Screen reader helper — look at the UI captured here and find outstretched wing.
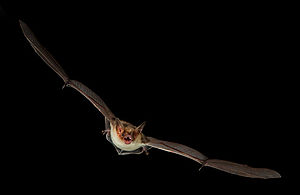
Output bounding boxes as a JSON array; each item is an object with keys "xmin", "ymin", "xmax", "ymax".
[
  {"xmin": 19, "ymin": 20, "xmax": 69, "ymax": 83},
  {"xmin": 145, "ymin": 137, "xmax": 281, "ymax": 179},
  {"xmin": 145, "ymin": 137, "xmax": 208, "ymax": 163},
  {"xmin": 205, "ymin": 159, "xmax": 281, "ymax": 179},
  {"xmin": 19, "ymin": 20, "xmax": 116, "ymax": 121}
]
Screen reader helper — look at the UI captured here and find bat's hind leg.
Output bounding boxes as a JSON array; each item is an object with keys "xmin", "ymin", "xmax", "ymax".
[
  {"xmin": 114, "ymin": 147, "xmax": 130, "ymax": 155},
  {"xmin": 142, "ymin": 146, "xmax": 150, "ymax": 155},
  {"xmin": 115, "ymin": 146, "xmax": 151, "ymax": 155}
]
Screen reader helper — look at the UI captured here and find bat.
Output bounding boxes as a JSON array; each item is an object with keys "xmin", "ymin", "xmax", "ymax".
[{"xmin": 19, "ymin": 20, "xmax": 281, "ymax": 179}]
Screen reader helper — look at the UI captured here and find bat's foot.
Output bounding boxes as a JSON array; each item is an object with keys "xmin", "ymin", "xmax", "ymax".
[
  {"xmin": 102, "ymin": 129, "xmax": 110, "ymax": 135},
  {"xmin": 142, "ymin": 146, "xmax": 149, "ymax": 155}
]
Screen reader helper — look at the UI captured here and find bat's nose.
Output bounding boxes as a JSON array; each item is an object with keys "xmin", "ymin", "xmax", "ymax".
[{"xmin": 123, "ymin": 134, "xmax": 133, "ymax": 144}]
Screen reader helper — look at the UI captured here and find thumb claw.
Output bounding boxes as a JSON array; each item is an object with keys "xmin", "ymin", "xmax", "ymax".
[
  {"xmin": 102, "ymin": 130, "xmax": 110, "ymax": 135},
  {"xmin": 62, "ymin": 80, "xmax": 70, "ymax": 90},
  {"xmin": 199, "ymin": 160, "xmax": 208, "ymax": 171}
]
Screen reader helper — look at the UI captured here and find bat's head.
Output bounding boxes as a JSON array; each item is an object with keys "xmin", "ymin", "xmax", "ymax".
[{"xmin": 115, "ymin": 119, "xmax": 146, "ymax": 145}]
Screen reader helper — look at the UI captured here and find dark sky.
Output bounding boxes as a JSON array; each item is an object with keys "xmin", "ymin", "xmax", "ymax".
[{"xmin": 1, "ymin": 1, "xmax": 292, "ymax": 193}]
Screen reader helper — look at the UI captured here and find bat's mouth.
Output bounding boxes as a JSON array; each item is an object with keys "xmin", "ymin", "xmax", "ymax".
[{"xmin": 123, "ymin": 134, "xmax": 133, "ymax": 144}]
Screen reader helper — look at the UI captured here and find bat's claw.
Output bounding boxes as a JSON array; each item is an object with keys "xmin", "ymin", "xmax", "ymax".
[
  {"xmin": 102, "ymin": 129, "xmax": 110, "ymax": 135},
  {"xmin": 62, "ymin": 80, "xmax": 71, "ymax": 90},
  {"xmin": 199, "ymin": 159, "xmax": 208, "ymax": 171},
  {"xmin": 142, "ymin": 146, "xmax": 149, "ymax": 155}
]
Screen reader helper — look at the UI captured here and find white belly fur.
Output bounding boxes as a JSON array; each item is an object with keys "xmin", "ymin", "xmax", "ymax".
[{"xmin": 110, "ymin": 126, "xmax": 143, "ymax": 151}]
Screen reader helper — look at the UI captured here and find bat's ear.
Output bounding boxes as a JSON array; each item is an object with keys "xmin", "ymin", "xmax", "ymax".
[
  {"xmin": 115, "ymin": 118, "xmax": 122, "ymax": 126},
  {"xmin": 115, "ymin": 118, "xmax": 124, "ymax": 129},
  {"xmin": 115, "ymin": 118, "xmax": 124, "ymax": 132},
  {"xmin": 136, "ymin": 121, "xmax": 146, "ymax": 133}
]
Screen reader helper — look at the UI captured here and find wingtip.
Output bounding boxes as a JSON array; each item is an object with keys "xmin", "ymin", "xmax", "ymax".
[
  {"xmin": 259, "ymin": 167, "xmax": 281, "ymax": 179},
  {"xmin": 19, "ymin": 19, "xmax": 24, "ymax": 25},
  {"xmin": 19, "ymin": 19, "xmax": 26, "ymax": 30},
  {"xmin": 206, "ymin": 159, "xmax": 281, "ymax": 179},
  {"xmin": 266, "ymin": 170, "xmax": 281, "ymax": 179},
  {"xmin": 252, "ymin": 169, "xmax": 281, "ymax": 179}
]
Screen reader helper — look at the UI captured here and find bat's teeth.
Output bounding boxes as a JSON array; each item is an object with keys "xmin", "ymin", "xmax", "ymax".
[{"xmin": 123, "ymin": 134, "xmax": 133, "ymax": 144}]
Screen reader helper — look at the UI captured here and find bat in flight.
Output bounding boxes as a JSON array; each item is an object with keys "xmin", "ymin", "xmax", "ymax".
[{"xmin": 19, "ymin": 20, "xmax": 280, "ymax": 179}]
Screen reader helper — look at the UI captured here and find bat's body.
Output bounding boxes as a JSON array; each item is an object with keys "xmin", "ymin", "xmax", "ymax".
[
  {"xmin": 19, "ymin": 20, "xmax": 281, "ymax": 179},
  {"xmin": 109, "ymin": 120, "xmax": 145, "ymax": 153}
]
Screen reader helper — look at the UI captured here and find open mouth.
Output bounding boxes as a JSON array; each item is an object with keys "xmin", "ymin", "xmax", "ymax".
[{"xmin": 123, "ymin": 135, "xmax": 132, "ymax": 144}]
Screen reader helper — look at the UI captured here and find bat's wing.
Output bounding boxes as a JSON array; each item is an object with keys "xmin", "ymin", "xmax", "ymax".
[
  {"xmin": 145, "ymin": 137, "xmax": 208, "ymax": 163},
  {"xmin": 19, "ymin": 20, "xmax": 116, "ymax": 121},
  {"xmin": 145, "ymin": 137, "xmax": 281, "ymax": 179},
  {"xmin": 205, "ymin": 159, "xmax": 281, "ymax": 179}
]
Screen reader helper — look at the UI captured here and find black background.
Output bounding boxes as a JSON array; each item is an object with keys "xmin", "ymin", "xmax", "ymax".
[{"xmin": 1, "ymin": 1, "xmax": 293, "ymax": 194}]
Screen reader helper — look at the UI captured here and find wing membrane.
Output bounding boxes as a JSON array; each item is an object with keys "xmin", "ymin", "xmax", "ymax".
[
  {"xmin": 206, "ymin": 159, "xmax": 281, "ymax": 179},
  {"xmin": 19, "ymin": 20, "xmax": 69, "ymax": 83},
  {"xmin": 68, "ymin": 80, "xmax": 115, "ymax": 120},
  {"xmin": 145, "ymin": 136, "xmax": 281, "ymax": 179},
  {"xmin": 145, "ymin": 137, "xmax": 208, "ymax": 163},
  {"xmin": 19, "ymin": 20, "xmax": 116, "ymax": 121}
]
